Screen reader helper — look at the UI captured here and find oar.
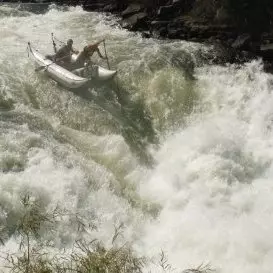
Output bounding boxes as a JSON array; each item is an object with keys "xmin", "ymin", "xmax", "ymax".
[
  {"xmin": 52, "ymin": 33, "xmax": 66, "ymax": 46},
  {"xmin": 103, "ymin": 40, "xmax": 111, "ymax": 70},
  {"xmin": 102, "ymin": 40, "xmax": 124, "ymax": 104},
  {"xmin": 51, "ymin": 32, "xmax": 57, "ymax": 53}
]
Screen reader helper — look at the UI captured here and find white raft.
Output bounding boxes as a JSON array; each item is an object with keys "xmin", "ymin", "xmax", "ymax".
[{"xmin": 28, "ymin": 43, "xmax": 117, "ymax": 89}]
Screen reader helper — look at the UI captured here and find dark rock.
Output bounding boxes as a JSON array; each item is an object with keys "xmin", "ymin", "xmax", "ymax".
[
  {"xmin": 151, "ymin": 20, "xmax": 170, "ymax": 28},
  {"xmin": 231, "ymin": 34, "xmax": 251, "ymax": 50},
  {"xmin": 83, "ymin": 0, "xmax": 125, "ymax": 12},
  {"xmin": 151, "ymin": 27, "xmax": 168, "ymax": 38},
  {"xmin": 263, "ymin": 61, "xmax": 273, "ymax": 73},
  {"xmin": 157, "ymin": 5, "xmax": 175, "ymax": 19},
  {"xmin": 167, "ymin": 28, "xmax": 181, "ymax": 39},
  {"xmin": 121, "ymin": 12, "xmax": 148, "ymax": 31},
  {"xmin": 261, "ymin": 33, "xmax": 273, "ymax": 44},
  {"xmin": 103, "ymin": 3, "xmax": 118, "ymax": 12},
  {"xmin": 214, "ymin": 7, "xmax": 230, "ymax": 23},
  {"xmin": 83, "ymin": 3, "xmax": 106, "ymax": 11},
  {"xmin": 121, "ymin": 3, "xmax": 144, "ymax": 18},
  {"xmin": 167, "ymin": 22, "xmax": 183, "ymax": 39},
  {"xmin": 158, "ymin": 27, "xmax": 168, "ymax": 37},
  {"xmin": 260, "ymin": 43, "xmax": 273, "ymax": 61},
  {"xmin": 81, "ymin": 0, "xmax": 273, "ymax": 75},
  {"xmin": 150, "ymin": 20, "xmax": 171, "ymax": 37},
  {"xmin": 226, "ymin": 38, "xmax": 235, "ymax": 46},
  {"xmin": 178, "ymin": 33, "xmax": 186, "ymax": 39},
  {"xmin": 261, "ymin": 43, "xmax": 273, "ymax": 51},
  {"xmin": 142, "ymin": 31, "xmax": 151, "ymax": 38},
  {"xmin": 248, "ymin": 41, "xmax": 261, "ymax": 54}
]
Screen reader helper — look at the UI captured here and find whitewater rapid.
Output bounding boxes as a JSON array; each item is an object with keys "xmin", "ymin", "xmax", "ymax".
[{"xmin": 1, "ymin": 4, "xmax": 273, "ymax": 273}]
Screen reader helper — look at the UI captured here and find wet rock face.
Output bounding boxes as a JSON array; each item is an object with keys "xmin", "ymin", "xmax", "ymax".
[
  {"xmin": 121, "ymin": 12, "xmax": 148, "ymax": 31},
  {"xmin": 121, "ymin": 3, "xmax": 144, "ymax": 17},
  {"xmin": 81, "ymin": 0, "xmax": 273, "ymax": 69}
]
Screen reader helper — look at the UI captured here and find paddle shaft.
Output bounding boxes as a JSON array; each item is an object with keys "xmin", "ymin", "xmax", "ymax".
[
  {"xmin": 101, "ymin": 41, "xmax": 124, "ymax": 104},
  {"xmin": 103, "ymin": 40, "xmax": 111, "ymax": 70},
  {"xmin": 51, "ymin": 33, "xmax": 57, "ymax": 53}
]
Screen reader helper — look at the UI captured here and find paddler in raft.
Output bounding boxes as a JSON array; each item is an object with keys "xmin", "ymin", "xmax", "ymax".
[
  {"xmin": 46, "ymin": 38, "xmax": 107, "ymax": 71},
  {"xmin": 71, "ymin": 39, "xmax": 108, "ymax": 77},
  {"xmin": 73, "ymin": 39, "xmax": 107, "ymax": 68},
  {"xmin": 46, "ymin": 38, "xmax": 78, "ymax": 70},
  {"xmin": 54, "ymin": 39, "xmax": 79, "ymax": 69}
]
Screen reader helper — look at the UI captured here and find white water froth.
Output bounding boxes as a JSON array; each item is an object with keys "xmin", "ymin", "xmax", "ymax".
[
  {"xmin": 1, "ymin": 5, "xmax": 273, "ymax": 273},
  {"xmin": 140, "ymin": 61, "xmax": 273, "ymax": 272}
]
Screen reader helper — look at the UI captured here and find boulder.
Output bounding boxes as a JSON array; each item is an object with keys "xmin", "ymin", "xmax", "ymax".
[
  {"xmin": 121, "ymin": 3, "xmax": 144, "ymax": 18},
  {"xmin": 157, "ymin": 5, "xmax": 175, "ymax": 19},
  {"xmin": 151, "ymin": 20, "xmax": 170, "ymax": 28},
  {"xmin": 231, "ymin": 34, "xmax": 251, "ymax": 50},
  {"xmin": 167, "ymin": 22, "xmax": 183, "ymax": 38},
  {"xmin": 150, "ymin": 20, "xmax": 170, "ymax": 37},
  {"xmin": 121, "ymin": 12, "xmax": 148, "ymax": 30},
  {"xmin": 103, "ymin": 3, "xmax": 118, "ymax": 12},
  {"xmin": 83, "ymin": 3, "xmax": 106, "ymax": 11},
  {"xmin": 260, "ymin": 43, "xmax": 273, "ymax": 61},
  {"xmin": 152, "ymin": 27, "xmax": 168, "ymax": 38},
  {"xmin": 142, "ymin": 31, "xmax": 151, "ymax": 38},
  {"xmin": 167, "ymin": 28, "xmax": 182, "ymax": 39},
  {"xmin": 214, "ymin": 7, "xmax": 230, "ymax": 23}
]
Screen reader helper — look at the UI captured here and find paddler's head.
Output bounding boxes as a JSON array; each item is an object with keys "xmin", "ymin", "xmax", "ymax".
[{"xmin": 67, "ymin": 39, "xmax": 73, "ymax": 48}]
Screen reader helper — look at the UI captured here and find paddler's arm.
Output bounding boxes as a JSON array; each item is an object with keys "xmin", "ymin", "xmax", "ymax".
[
  {"xmin": 86, "ymin": 38, "xmax": 105, "ymax": 49},
  {"xmin": 94, "ymin": 39, "xmax": 105, "ymax": 46},
  {"xmin": 71, "ymin": 47, "xmax": 79, "ymax": 54}
]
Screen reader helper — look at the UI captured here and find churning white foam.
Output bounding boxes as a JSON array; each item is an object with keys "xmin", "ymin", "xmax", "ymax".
[
  {"xmin": 2, "ymin": 4, "xmax": 273, "ymax": 273},
  {"xmin": 138, "ymin": 61, "xmax": 273, "ymax": 273}
]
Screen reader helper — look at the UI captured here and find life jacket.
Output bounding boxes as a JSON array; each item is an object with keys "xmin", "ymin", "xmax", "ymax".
[
  {"xmin": 85, "ymin": 43, "xmax": 99, "ymax": 56},
  {"xmin": 55, "ymin": 45, "xmax": 72, "ymax": 59}
]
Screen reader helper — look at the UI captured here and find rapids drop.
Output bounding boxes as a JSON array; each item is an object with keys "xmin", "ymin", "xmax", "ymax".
[{"xmin": 1, "ymin": 3, "xmax": 273, "ymax": 273}]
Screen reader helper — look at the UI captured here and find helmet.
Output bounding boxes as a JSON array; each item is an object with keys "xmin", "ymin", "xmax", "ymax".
[{"xmin": 67, "ymin": 39, "xmax": 73, "ymax": 46}]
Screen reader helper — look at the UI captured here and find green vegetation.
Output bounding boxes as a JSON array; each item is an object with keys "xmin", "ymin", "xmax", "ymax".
[{"xmin": 0, "ymin": 195, "xmax": 214, "ymax": 273}]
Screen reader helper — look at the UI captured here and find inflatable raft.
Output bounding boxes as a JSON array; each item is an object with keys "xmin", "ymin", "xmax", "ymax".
[{"xmin": 28, "ymin": 43, "xmax": 117, "ymax": 89}]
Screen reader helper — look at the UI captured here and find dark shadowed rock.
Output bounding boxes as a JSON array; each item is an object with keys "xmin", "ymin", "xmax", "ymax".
[
  {"xmin": 151, "ymin": 20, "xmax": 170, "ymax": 28},
  {"xmin": 157, "ymin": 5, "xmax": 176, "ymax": 19},
  {"xmin": 103, "ymin": 3, "xmax": 118, "ymax": 12},
  {"xmin": 121, "ymin": 12, "xmax": 148, "ymax": 30},
  {"xmin": 232, "ymin": 34, "xmax": 251, "ymax": 50},
  {"xmin": 260, "ymin": 44, "xmax": 273, "ymax": 61},
  {"xmin": 121, "ymin": 3, "xmax": 144, "ymax": 18},
  {"xmin": 141, "ymin": 31, "xmax": 151, "ymax": 38},
  {"xmin": 83, "ymin": 2, "xmax": 106, "ymax": 11},
  {"xmin": 81, "ymin": 0, "xmax": 273, "ymax": 74},
  {"xmin": 167, "ymin": 28, "xmax": 182, "ymax": 39},
  {"xmin": 150, "ymin": 20, "xmax": 170, "ymax": 37}
]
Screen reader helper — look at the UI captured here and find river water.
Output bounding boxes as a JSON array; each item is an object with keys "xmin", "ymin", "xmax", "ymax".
[{"xmin": 1, "ymin": 4, "xmax": 273, "ymax": 273}]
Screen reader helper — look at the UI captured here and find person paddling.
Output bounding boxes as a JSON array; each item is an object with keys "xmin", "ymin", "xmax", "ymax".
[
  {"xmin": 46, "ymin": 38, "xmax": 79, "ymax": 70},
  {"xmin": 46, "ymin": 38, "xmax": 106, "ymax": 71},
  {"xmin": 85, "ymin": 39, "xmax": 106, "ymax": 59},
  {"xmin": 54, "ymin": 39, "xmax": 79, "ymax": 69},
  {"xmin": 74, "ymin": 39, "xmax": 107, "ymax": 68}
]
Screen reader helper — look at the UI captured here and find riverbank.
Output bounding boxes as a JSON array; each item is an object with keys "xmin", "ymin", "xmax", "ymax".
[{"xmin": 82, "ymin": 0, "xmax": 273, "ymax": 72}]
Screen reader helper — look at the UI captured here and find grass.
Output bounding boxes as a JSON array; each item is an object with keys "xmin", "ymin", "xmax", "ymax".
[{"xmin": 0, "ymin": 194, "xmax": 215, "ymax": 273}]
